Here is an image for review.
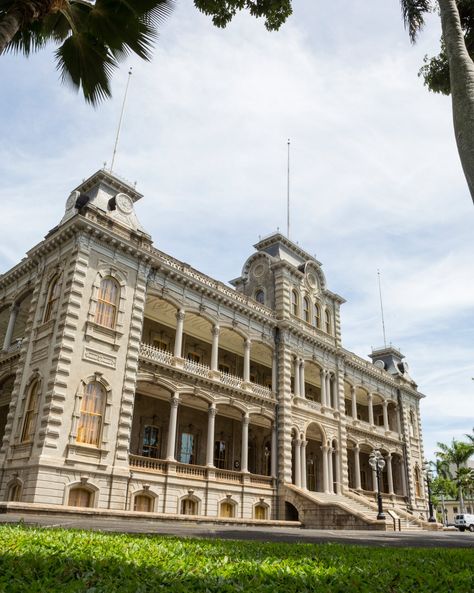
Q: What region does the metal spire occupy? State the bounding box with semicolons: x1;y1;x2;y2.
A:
110;67;133;173
287;138;290;239
377;269;387;348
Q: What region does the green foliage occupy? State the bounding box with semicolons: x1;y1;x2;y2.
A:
399;0;432;43
193;0;292;31
0;525;473;593
418;0;474;95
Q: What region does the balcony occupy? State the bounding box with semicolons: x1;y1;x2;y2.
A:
0;339;23;365
138;343;275;401
129;454;274;488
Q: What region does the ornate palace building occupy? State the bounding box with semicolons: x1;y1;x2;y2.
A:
0;170;430;529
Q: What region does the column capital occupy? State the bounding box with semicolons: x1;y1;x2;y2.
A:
386;453;392;460
351;385;356;395
212;325;220;336
367;392;373;400
321;444;328;452
244;338;251;349
383;399;388;408
242;413;250;425
294;438;302;447
354;443;360;452
208;404;217;417
301;440;308;448
170;394;179;408
176;309;185;321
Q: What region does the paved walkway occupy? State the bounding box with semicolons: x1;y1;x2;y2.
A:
1;512;473;548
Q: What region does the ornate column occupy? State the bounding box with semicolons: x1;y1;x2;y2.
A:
354;444;362;491
271;422;277;477
328;447;334;493
293;357;300;396
320;369;326;406
299;359;305;398
206;404;217;467
241;414;250;472
301;440;307;489
322;445;329;493
326;373;332;408
386;454;394;495
351;385;357;420
166;394;179;460
368;393;374;426
243;339;251;383
334;447;341;494
211;325;220;372
294;439;302;487
383;401;389;431
2;304;19;351
271;352;277;392
173;310;185;358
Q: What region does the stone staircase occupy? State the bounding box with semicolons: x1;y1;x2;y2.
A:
284;485;427;531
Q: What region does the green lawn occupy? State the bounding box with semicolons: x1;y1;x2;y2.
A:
0;525;472;593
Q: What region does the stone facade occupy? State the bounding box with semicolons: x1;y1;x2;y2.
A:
0;169;428;526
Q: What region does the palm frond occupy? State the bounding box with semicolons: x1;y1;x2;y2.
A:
400;0;432;43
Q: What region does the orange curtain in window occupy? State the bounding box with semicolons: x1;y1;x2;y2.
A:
95;277;119;329
77;382;105;446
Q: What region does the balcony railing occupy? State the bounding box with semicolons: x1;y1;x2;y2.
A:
139;343;275;401
129;454;274;487
0;339;23;363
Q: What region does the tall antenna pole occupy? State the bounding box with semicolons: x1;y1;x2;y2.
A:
110;67;133;173
377;269;387;348
287;138;290;239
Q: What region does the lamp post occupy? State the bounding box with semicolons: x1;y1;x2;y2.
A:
369;449;386;520
423;459;436;523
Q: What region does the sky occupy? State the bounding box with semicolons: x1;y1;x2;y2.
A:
0;0;473;460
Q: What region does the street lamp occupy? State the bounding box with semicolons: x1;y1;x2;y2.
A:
423;459;436;523
369;449;386;520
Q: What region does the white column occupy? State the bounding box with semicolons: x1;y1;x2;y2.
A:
320;370;326;406
322;445;329;493
173;310;185;358
241;414;249;472
293;357;300;396
166;394;179;460
326;373;332;407
300;360;305;398
386;454;394;495
294;439;302;487
2;304;18;351
368;393;374;426
271;423;277;477
334;447;341;494
211;325;219;372
351;386;357;420
206;404;216;467
271;352;277;392
354;445;361;491
328;447;334;493
383;401;389;431
301;440;307;490
243;339;251;382
400;458;408;496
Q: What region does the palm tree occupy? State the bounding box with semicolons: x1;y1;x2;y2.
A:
400;0;474;204
436;438;474;512
0;0;174;104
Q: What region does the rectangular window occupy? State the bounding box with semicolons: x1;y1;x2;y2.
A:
179;432;195;464
187;352;200;363
214;440;226;469
142;425;160;458
219;363;230;374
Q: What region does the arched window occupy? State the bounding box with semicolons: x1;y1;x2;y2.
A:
77;381;106;446
314;303;321;328
181;498;197;515
325;310;331;334
254;504;267;520
21;380;40;443
68;487;92;508
414;467;422;498
8;482;21;502
291;290;299;316
44;276;61;322
95;277;119;329
134;494;154;512
303;297;310;323
255;290;265;305
219;501;235;518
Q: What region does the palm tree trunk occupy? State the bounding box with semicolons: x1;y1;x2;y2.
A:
438;0;474;204
0;7;23;54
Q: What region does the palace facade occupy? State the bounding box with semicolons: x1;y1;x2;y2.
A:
0;169;429;529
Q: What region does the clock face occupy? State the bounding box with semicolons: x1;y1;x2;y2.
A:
307;272;317;288
115;193;133;214
65;190;80;211
253;263;265;278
